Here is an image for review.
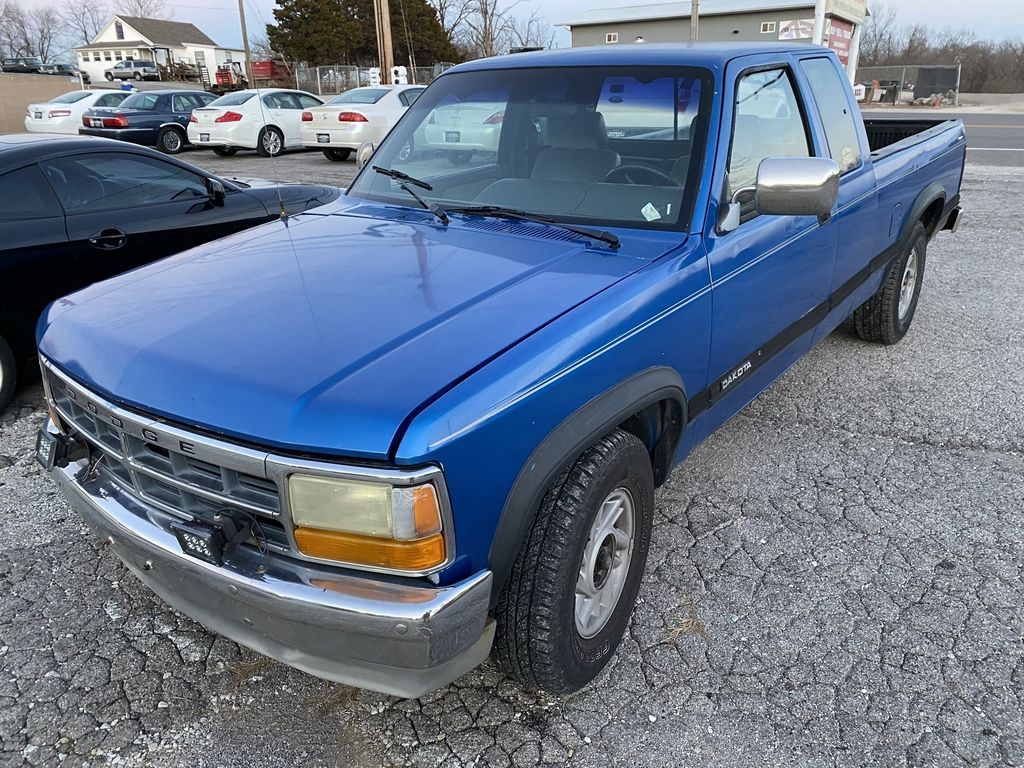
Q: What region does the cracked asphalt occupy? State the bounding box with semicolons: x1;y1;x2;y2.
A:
0;163;1021;768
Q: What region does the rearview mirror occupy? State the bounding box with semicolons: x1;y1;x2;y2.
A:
356;141;375;170
207;177;226;206
721;157;840;233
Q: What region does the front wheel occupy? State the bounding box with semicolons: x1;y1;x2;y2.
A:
322;148;351;162
104;73;113;81
0;335;16;412
493;428;654;693
256;126;284;157
157;127;184;154
133;72;142;81
854;221;927;345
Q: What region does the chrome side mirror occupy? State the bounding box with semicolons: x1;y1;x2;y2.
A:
721;157;840;233
356;141;376;170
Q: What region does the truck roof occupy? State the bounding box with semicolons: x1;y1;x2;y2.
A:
449;42;832;73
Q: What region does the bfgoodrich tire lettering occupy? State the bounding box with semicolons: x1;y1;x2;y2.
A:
854;221;927;345
493;428;654;693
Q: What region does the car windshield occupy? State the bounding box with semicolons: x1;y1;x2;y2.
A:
208;91;255;106
347;65;712;231
50;91;92;104
120;93;158;109
329;88;390;105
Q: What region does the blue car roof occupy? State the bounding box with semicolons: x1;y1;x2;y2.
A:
447;42;831;74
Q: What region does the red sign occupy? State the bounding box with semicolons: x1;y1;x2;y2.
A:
826;17;854;66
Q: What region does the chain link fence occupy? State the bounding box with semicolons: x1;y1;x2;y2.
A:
292;63;454;96
854;64;962;107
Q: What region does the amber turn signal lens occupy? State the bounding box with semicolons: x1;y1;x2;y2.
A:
294;528;446;571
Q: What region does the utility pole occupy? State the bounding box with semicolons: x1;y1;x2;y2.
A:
373;0;394;84
690;0;699;42
237;0;255;87
812;0;827;45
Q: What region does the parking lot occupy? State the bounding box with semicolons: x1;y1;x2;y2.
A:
0;160;1021;768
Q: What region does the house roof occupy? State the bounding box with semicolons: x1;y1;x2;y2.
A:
558;0;815;27
114;16;218;46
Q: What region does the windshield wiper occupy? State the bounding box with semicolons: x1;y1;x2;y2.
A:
444;205;620;249
373;166;449;224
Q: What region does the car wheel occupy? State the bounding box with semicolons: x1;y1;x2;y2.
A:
854;221;927;345
0;335;16;412
448;150;473;166
212;146;237;157
397;136;414;162
257;126;284;157
104;73;113;81
493;428;654;693
134;72;142;81
157;127;184;154
322;148;352;162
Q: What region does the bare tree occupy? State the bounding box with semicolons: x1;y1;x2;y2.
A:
859;3;901;64
461;0;516;57
249;32;275;59
428;0;472;43
114;0;169;19
61;0;109;46
507;9;553;49
0;0;64;59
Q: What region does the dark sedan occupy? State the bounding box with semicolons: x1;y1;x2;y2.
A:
0;134;341;409
79;89;217;154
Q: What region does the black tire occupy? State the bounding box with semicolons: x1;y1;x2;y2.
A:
156;126;185;154
854;221;927;345
133;71;142;81
0;335;16;412
448;150;473;166
212;146;237;157
322;148;352;162
104;72;113;81
493;428;655;693
256;126;284;157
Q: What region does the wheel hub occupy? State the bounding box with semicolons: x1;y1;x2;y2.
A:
574;487;636;639
898;248;919;320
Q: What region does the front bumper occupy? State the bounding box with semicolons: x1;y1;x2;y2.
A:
52;451;493;698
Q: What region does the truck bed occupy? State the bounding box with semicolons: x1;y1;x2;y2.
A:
862;117;960;156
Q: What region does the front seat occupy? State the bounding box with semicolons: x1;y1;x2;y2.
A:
530;112;620;183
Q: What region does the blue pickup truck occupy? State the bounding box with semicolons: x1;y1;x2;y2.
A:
36;44;964;698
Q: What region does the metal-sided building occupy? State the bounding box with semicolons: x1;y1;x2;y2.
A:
559;0;868;77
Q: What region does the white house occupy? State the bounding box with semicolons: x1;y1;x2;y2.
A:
74;16;245;84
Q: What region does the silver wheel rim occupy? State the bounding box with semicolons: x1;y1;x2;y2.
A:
164;131;181;151
898;248;919;320
575;487;635;639
263;130;281;155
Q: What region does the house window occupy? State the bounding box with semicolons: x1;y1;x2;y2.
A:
605;32;618;43
115;21;124;40
115;51;123;60
103;51;112;61
79;52;87;62
92;52;101;61
760;21;777;33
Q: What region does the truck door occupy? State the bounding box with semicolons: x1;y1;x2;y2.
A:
697;57;838;432
794;55;880;334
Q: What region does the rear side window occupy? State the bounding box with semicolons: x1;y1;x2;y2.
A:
398;88;424;107
597;76;701;141
729;67;811;211
331;88;390;105
0;166;62;220
799;57;863;172
95;92;128;107
50;91;92;104
209;91;254;107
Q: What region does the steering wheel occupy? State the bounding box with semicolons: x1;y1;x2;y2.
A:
603;164;680;187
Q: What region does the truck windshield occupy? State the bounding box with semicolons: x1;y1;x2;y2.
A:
347;65;713;231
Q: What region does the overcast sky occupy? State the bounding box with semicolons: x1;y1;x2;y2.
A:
25;0;1024;53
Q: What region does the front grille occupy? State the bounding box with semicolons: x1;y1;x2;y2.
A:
44;365;291;555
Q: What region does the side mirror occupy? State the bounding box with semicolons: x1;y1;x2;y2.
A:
356;141;375;170
720;157;840;233
206;177;226;206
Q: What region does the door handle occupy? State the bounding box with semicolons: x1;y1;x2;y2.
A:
88;228;127;250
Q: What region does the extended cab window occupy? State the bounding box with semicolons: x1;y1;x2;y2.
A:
800;57;863;172
729;67;810;214
0;166;62;220
42;154;208;213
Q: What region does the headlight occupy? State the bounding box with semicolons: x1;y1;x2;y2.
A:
287;475;446;571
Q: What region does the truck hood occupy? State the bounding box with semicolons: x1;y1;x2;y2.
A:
39;201;676;459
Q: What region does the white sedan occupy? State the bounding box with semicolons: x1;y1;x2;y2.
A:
300;85;425;162
24;90;130;134
419;101;505;164
187;88;324;157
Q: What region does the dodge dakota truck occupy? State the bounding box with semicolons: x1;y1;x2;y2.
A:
36;44;965;698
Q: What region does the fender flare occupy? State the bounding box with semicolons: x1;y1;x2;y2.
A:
486;366;687;606
902;182;946;243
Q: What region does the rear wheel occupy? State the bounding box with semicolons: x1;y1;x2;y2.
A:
854;221;927;345
448;150;473;166
257;126;284;157
0;335;16;412
157;126;184;154
133;71;142;81
322;148;351;162
493;428;654;693
212;146;237;157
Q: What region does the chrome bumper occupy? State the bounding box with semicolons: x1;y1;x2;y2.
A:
53;459;493;698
